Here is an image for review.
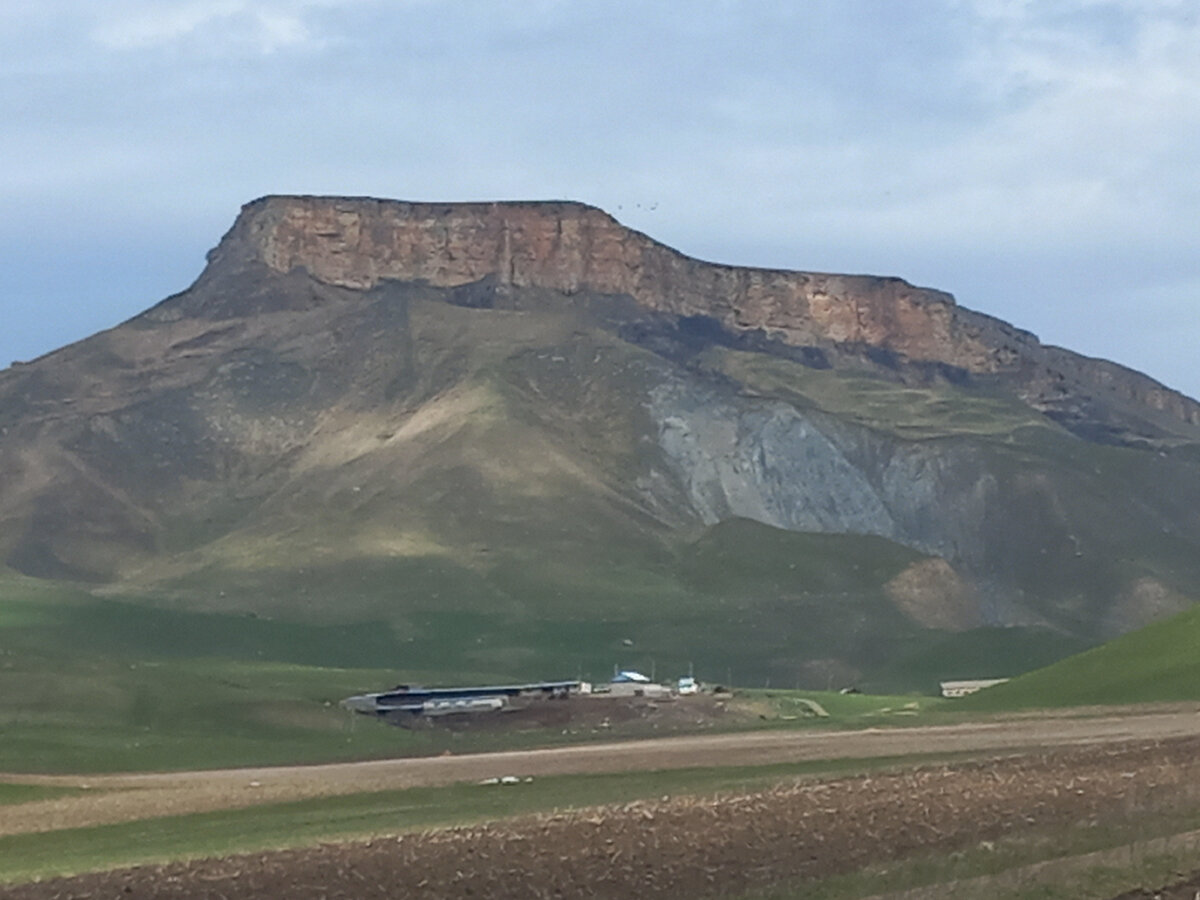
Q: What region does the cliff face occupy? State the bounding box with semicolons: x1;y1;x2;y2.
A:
242;197;987;367
177;195;1198;436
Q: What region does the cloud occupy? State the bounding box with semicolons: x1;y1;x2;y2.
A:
88;0;351;54
752;1;1200;254
2;0;1198;396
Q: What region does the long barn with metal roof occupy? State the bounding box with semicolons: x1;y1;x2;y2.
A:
342;680;582;715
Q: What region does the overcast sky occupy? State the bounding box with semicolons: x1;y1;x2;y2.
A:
3;0;1198;398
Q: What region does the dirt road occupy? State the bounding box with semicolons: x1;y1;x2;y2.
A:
7;736;1200;900
4;706;1200;836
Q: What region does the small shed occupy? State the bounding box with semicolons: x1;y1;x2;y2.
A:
608;670;667;697
940;678;1009;698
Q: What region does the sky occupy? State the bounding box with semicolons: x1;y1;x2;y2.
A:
3;0;1199;398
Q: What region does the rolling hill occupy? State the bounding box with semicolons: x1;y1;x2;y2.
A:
957;602;1200;710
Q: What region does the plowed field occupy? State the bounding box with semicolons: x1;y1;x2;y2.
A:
1112;870;1200;900
7;736;1200;900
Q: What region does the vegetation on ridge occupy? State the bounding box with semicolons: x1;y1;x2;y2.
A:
958;602;1200;710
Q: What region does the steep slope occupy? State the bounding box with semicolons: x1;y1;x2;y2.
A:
956;602;1200;709
1;196;1199;692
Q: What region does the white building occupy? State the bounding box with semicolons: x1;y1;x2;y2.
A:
939;678;1009;698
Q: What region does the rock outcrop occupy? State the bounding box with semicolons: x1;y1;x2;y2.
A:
153;195;1200;440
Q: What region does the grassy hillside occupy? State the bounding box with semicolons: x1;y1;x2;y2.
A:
0;517;1088;773
0;569;425;772
957;603;1200;710
710;348;1048;440
5;288;1199;775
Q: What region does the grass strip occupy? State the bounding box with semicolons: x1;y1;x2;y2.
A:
0;784;82;806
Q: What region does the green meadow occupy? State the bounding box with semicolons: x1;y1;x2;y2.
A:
0;517;1105;777
960;601;1200;711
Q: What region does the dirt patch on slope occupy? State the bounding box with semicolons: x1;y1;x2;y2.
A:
885;558;981;631
7;737;1200;899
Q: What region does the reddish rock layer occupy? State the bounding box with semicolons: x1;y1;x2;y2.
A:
208;195;1199;430
232;197;1006;372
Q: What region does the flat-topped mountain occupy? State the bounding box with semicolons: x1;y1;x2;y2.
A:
159;196;1200;440
2;196;1199;689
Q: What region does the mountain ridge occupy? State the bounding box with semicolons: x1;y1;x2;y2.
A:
2;195;1199;689
146;194;1199;440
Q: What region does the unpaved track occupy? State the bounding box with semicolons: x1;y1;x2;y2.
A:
4;707;1200;836
7;737;1200;900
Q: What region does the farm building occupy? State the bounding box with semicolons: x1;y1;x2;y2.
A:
607;670;670;698
939;678;1009;698
342;680;583;717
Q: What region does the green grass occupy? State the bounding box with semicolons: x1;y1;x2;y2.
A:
0;752;978;884
748;687;946;720
0;783;81;805
0;640;952;774
959;602;1200;710
0;654;425;773
680;518;921;595
111;517;949;693
709;348;1048;440
873;626;1095;695
0;523;1083;775
0;551;958;775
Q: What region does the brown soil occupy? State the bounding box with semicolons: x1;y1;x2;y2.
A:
7;737;1200;899
1111;870;1200;900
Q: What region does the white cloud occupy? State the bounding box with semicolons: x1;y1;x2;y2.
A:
87;0;366;54
778;1;1200;253
2;0;1199;395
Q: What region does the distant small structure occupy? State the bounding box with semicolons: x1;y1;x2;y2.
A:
939;678;1009;698
612;670;651;684
608;669;668;697
794;698;829;717
422;697;505;717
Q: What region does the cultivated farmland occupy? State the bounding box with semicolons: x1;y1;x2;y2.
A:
6;709;1200;897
